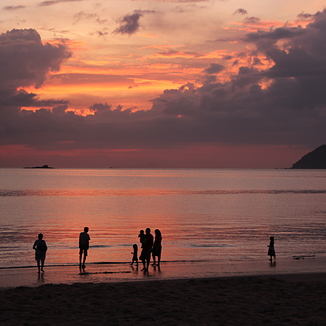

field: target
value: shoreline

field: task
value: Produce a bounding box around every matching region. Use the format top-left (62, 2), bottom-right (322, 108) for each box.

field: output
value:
top-left (1, 272), bottom-right (325, 325)
top-left (1, 256), bottom-right (325, 289)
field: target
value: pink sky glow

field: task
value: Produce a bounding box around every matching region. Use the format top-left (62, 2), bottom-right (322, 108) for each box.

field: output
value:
top-left (0, 1), bottom-right (325, 168)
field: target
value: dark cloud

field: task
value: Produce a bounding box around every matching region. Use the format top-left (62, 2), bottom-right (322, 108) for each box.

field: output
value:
top-left (243, 17), bottom-right (260, 25)
top-left (203, 63), bottom-right (225, 74)
top-left (0, 29), bottom-right (71, 90)
top-left (1, 9), bottom-right (326, 159)
top-left (113, 10), bottom-right (155, 35)
top-left (0, 89), bottom-right (67, 108)
top-left (73, 11), bottom-right (107, 25)
top-left (297, 12), bottom-right (315, 21)
top-left (113, 12), bottom-right (143, 35)
top-left (38, 0), bottom-right (82, 7)
top-left (3, 6), bottom-right (26, 10)
top-left (245, 27), bottom-right (305, 45)
top-left (234, 8), bottom-right (248, 15)
top-left (0, 28), bottom-right (71, 128)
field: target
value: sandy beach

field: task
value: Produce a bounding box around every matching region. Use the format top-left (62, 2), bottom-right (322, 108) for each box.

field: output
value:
top-left (0, 273), bottom-right (325, 325)
top-left (0, 258), bottom-right (325, 325)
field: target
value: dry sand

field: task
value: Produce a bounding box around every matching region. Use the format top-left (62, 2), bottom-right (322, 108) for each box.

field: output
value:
top-left (0, 273), bottom-right (325, 325)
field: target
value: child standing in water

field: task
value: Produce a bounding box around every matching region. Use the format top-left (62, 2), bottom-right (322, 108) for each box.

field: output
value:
top-left (268, 236), bottom-right (276, 262)
top-left (131, 244), bottom-right (138, 266)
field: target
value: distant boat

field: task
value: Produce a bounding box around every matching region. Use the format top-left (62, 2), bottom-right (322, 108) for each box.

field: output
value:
top-left (23, 165), bottom-right (54, 169)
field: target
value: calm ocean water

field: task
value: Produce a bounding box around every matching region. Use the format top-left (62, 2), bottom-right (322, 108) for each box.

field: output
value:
top-left (0, 168), bottom-right (325, 269)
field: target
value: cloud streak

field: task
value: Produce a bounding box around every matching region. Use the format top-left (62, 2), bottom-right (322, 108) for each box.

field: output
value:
top-left (113, 10), bottom-right (155, 35)
top-left (38, 0), bottom-right (83, 7)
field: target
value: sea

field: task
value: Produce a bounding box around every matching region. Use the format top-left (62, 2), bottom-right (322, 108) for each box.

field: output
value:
top-left (0, 168), bottom-right (325, 270)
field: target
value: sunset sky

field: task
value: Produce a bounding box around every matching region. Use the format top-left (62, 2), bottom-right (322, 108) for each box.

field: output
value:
top-left (0, 0), bottom-right (325, 168)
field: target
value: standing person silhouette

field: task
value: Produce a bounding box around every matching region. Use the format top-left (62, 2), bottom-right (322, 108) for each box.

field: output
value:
top-left (79, 227), bottom-right (90, 268)
top-left (141, 228), bottom-right (153, 272)
top-left (268, 236), bottom-right (276, 262)
top-left (33, 233), bottom-right (47, 273)
top-left (138, 230), bottom-right (146, 247)
top-left (152, 229), bottom-right (162, 267)
top-left (130, 244), bottom-right (138, 266)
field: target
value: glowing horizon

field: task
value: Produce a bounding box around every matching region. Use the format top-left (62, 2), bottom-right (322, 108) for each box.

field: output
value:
top-left (0, 1), bottom-right (325, 168)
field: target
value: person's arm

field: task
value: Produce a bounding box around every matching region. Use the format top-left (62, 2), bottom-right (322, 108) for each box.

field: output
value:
top-left (33, 241), bottom-right (37, 250)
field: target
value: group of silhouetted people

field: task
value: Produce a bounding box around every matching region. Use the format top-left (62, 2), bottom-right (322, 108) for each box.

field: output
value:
top-left (33, 228), bottom-right (275, 273)
top-left (33, 227), bottom-right (91, 273)
top-left (32, 227), bottom-right (163, 273)
top-left (131, 228), bottom-right (162, 271)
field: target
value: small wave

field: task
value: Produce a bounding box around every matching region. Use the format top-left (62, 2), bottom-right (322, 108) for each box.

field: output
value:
top-left (1, 189), bottom-right (326, 197)
top-left (190, 244), bottom-right (236, 248)
top-left (79, 271), bottom-right (131, 275)
top-left (292, 255), bottom-right (316, 260)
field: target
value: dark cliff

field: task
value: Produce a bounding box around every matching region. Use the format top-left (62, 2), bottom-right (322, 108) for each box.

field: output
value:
top-left (291, 145), bottom-right (326, 169)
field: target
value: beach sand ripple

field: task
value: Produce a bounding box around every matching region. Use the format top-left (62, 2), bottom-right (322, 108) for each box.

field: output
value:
top-left (0, 275), bottom-right (325, 325)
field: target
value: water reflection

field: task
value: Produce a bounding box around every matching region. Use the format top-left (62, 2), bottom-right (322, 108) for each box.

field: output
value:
top-left (37, 271), bottom-right (44, 284)
top-left (1, 168), bottom-right (325, 270)
top-left (269, 261), bottom-right (276, 268)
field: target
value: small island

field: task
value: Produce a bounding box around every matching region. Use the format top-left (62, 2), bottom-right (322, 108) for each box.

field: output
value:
top-left (23, 165), bottom-right (54, 169)
top-left (291, 145), bottom-right (326, 169)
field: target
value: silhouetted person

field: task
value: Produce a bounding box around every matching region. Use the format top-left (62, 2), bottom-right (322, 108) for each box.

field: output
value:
top-left (140, 228), bottom-right (153, 272)
top-left (33, 233), bottom-right (47, 273)
top-left (268, 236), bottom-right (276, 262)
top-left (79, 227), bottom-right (90, 268)
top-left (138, 229), bottom-right (145, 247)
top-left (152, 229), bottom-right (162, 267)
top-left (131, 244), bottom-right (138, 266)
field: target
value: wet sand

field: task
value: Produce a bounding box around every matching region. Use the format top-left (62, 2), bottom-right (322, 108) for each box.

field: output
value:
top-left (0, 258), bottom-right (325, 325)
top-left (1, 255), bottom-right (325, 289)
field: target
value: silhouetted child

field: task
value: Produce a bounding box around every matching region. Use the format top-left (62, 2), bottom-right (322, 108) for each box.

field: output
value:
top-left (138, 230), bottom-right (146, 247)
top-left (131, 244), bottom-right (138, 266)
top-left (268, 236), bottom-right (276, 262)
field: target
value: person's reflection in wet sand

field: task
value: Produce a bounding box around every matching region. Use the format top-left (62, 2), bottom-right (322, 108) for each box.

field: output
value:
top-left (37, 271), bottom-right (44, 283)
top-left (270, 260), bottom-right (276, 267)
top-left (130, 264), bottom-right (139, 274)
top-left (79, 264), bottom-right (86, 274)
top-left (152, 264), bottom-right (161, 273)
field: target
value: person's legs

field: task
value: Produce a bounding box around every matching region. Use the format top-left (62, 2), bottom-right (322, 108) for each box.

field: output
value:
top-left (82, 249), bottom-right (87, 267)
top-left (36, 259), bottom-right (41, 273)
top-left (145, 255), bottom-right (150, 271)
top-left (41, 258), bottom-right (45, 272)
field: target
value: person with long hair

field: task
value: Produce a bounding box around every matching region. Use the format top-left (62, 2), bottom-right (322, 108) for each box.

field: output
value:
top-left (152, 229), bottom-right (162, 267)
top-left (268, 236), bottom-right (276, 262)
